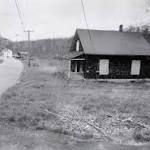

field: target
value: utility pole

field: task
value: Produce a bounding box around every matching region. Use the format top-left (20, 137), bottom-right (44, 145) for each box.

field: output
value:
top-left (15, 34), bottom-right (19, 53)
top-left (24, 30), bottom-right (33, 67)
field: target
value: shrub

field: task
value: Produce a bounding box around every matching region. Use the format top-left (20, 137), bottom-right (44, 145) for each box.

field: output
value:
top-left (133, 127), bottom-right (150, 142)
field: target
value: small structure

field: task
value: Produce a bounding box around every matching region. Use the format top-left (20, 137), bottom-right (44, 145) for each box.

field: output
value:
top-left (1, 48), bottom-right (13, 58)
top-left (17, 51), bottom-right (28, 59)
top-left (68, 26), bottom-right (150, 80)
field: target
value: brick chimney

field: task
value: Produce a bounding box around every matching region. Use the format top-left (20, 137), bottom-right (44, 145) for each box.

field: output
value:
top-left (119, 25), bottom-right (123, 32)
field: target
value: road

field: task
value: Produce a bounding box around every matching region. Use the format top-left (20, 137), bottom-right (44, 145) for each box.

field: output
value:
top-left (0, 57), bottom-right (23, 96)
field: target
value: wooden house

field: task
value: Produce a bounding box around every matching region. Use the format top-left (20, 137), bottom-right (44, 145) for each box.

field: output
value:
top-left (68, 27), bottom-right (150, 80)
top-left (1, 48), bottom-right (13, 58)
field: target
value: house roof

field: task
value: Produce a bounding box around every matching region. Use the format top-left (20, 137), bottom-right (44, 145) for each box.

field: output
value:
top-left (65, 51), bottom-right (84, 59)
top-left (76, 29), bottom-right (150, 56)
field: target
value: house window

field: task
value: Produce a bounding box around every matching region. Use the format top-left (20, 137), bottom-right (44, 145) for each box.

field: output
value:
top-left (131, 60), bottom-right (141, 75)
top-left (99, 59), bottom-right (109, 75)
top-left (76, 40), bottom-right (80, 51)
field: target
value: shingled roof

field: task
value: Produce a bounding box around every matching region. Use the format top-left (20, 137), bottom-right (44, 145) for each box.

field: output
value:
top-left (76, 29), bottom-right (150, 56)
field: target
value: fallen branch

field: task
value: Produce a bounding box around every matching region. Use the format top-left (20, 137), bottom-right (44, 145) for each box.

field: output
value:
top-left (45, 109), bottom-right (113, 142)
top-left (123, 117), bottom-right (150, 129)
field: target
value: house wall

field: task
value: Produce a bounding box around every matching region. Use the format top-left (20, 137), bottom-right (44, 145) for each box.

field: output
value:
top-left (83, 55), bottom-right (150, 79)
top-left (2, 50), bottom-right (13, 58)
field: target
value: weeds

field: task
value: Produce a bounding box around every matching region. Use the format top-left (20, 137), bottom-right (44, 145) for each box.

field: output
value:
top-left (1, 58), bottom-right (150, 145)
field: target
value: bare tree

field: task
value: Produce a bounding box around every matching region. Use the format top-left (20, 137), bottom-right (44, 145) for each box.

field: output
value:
top-left (145, 0), bottom-right (150, 12)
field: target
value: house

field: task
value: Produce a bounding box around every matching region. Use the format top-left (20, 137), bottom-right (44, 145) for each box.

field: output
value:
top-left (68, 26), bottom-right (150, 80)
top-left (1, 48), bottom-right (13, 58)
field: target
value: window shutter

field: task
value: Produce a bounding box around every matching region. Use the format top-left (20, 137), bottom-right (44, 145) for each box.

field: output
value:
top-left (131, 60), bottom-right (141, 75)
top-left (99, 59), bottom-right (109, 75)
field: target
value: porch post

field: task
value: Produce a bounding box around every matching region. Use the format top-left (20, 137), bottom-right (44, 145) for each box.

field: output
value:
top-left (68, 60), bottom-right (71, 79)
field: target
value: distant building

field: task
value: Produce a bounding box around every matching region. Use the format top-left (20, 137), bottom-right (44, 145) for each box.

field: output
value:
top-left (17, 51), bottom-right (28, 59)
top-left (68, 26), bottom-right (150, 80)
top-left (2, 48), bottom-right (13, 58)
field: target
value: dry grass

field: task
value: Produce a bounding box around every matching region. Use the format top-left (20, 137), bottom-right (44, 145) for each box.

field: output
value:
top-left (1, 58), bottom-right (150, 147)
top-left (0, 59), bottom-right (3, 64)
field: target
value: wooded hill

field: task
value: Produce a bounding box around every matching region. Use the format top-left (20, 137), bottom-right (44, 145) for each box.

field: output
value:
top-left (14, 37), bottom-right (73, 59)
top-left (0, 35), bottom-right (13, 51)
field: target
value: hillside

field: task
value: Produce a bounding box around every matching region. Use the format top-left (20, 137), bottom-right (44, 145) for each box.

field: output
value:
top-left (0, 36), bottom-right (12, 51)
top-left (14, 37), bottom-right (73, 59)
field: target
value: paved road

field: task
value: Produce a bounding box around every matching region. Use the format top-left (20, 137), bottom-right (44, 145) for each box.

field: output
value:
top-left (0, 57), bottom-right (23, 96)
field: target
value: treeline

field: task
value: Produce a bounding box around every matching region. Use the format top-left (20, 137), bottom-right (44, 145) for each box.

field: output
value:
top-left (125, 25), bottom-right (150, 43)
top-left (0, 36), bottom-right (13, 51)
top-left (125, 25), bottom-right (150, 33)
top-left (14, 37), bottom-right (73, 59)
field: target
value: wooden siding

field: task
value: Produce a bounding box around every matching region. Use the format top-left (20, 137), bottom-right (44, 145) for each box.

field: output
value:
top-left (81, 55), bottom-right (150, 79)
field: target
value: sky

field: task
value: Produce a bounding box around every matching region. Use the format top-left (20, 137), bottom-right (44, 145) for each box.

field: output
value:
top-left (0, 0), bottom-right (149, 41)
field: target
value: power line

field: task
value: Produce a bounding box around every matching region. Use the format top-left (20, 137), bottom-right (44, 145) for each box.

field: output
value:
top-left (15, 0), bottom-right (24, 25)
top-left (80, 0), bottom-right (89, 31)
top-left (14, 0), bottom-right (25, 31)
top-left (80, 0), bottom-right (94, 51)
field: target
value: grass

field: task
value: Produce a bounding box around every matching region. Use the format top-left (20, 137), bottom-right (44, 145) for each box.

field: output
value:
top-left (0, 57), bottom-right (150, 149)
top-left (0, 59), bottom-right (3, 64)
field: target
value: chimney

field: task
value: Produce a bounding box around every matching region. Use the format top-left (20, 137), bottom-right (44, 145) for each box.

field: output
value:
top-left (119, 25), bottom-right (123, 32)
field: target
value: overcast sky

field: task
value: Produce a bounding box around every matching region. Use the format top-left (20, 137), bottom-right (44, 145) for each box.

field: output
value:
top-left (0, 0), bottom-right (149, 41)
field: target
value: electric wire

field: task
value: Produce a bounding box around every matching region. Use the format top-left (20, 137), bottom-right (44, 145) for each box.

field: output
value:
top-left (14, 0), bottom-right (25, 31)
top-left (80, 0), bottom-right (95, 51)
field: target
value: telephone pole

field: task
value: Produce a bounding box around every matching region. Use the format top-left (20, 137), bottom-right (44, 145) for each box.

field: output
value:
top-left (24, 30), bottom-right (33, 67)
top-left (15, 34), bottom-right (19, 53)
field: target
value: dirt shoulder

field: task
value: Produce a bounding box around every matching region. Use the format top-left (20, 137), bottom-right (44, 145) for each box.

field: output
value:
top-left (0, 58), bottom-right (150, 149)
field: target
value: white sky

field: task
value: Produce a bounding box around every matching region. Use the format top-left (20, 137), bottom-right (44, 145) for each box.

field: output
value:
top-left (0, 0), bottom-right (149, 41)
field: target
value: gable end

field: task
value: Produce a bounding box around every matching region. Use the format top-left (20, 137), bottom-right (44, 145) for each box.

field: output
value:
top-left (70, 31), bottom-right (84, 52)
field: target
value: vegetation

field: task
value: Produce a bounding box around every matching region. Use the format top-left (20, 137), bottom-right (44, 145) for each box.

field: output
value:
top-left (1, 57), bottom-right (150, 148)
top-left (13, 37), bottom-right (73, 59)
top-left (125, 25), bottom-right (150, 33)
top-left (0, 35), bottom-right (13, 51)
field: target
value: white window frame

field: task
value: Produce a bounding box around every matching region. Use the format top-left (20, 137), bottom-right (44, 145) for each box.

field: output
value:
top-left (76, 40), bottom-right (80, 51)
top-left (131, 60), bottom-right (141, 75)
top-left (99, 59), bottom-right (109, 75)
